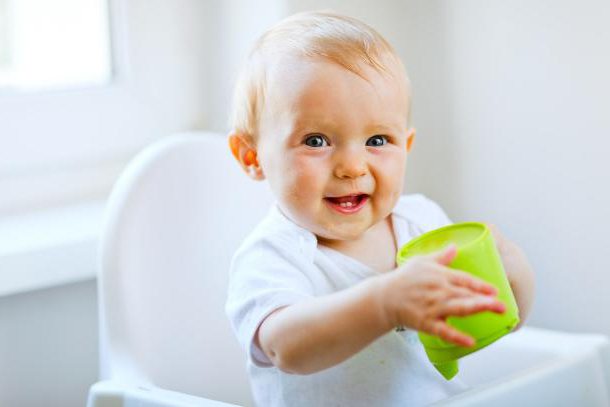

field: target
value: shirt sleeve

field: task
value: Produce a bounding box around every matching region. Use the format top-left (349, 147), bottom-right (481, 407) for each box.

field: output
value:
top-left (419, 195), bottom-right (453, 229)
top-left (397, 193), bottom-right (453, 233)
top-left (225, 236), bottom-right (315, 367)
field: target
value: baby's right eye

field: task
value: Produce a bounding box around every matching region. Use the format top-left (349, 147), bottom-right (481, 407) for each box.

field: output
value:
top-left (304, 134), bottom-right (329, 148)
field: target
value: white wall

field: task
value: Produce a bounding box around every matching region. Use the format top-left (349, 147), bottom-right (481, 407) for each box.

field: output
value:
top-left (202, 0), bottom-right (287, 133)
top-left (0, 280), bottom-right (98, 407)
top-left (401, 1), bottom-right (610, 336)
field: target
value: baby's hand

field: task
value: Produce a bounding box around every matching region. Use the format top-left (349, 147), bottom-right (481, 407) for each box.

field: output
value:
top-left (378, 244), bottom-right (506, 347)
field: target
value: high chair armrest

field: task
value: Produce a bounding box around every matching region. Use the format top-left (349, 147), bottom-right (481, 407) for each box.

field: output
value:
top-left (87, 380), bottom-right (242, 407)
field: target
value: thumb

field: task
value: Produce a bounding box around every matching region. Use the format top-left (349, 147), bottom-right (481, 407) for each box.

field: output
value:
top-left (427, 243), bottom-right (457, 266)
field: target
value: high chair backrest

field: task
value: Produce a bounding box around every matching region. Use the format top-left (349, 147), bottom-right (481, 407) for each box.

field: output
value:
top-left (98, 132), bottom-right (273, 406)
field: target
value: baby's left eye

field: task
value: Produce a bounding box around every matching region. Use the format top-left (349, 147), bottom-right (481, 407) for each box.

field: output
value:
top-left (366, 135), bottom-right (388, 147)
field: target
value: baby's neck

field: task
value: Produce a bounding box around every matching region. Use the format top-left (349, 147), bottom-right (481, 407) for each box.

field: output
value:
top-left (318, 216), bottom-right (397, 273)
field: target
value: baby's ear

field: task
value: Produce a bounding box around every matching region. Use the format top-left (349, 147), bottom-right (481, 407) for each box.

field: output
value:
top-left (406, 128), bottom-right (416, 153)
top-left (228, 132), bottom-right (265, 181)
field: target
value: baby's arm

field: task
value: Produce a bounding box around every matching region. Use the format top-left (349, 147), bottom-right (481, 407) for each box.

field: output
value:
top-left (257, 245), bottom-right (505, 375)
top-left (487, 224), bottom-right (535, 329)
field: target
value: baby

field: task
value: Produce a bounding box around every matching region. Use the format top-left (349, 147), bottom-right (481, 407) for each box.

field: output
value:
top-left (225, 10), bottom-right (535, 407)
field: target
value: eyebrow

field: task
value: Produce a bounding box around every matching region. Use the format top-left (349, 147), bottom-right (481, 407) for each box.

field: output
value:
top-left (291, 117), bottom-right (337, 132)
top-left (291, 118), bottom-right (401, 134)
top-left (365, 124), bottom-right (400, 134)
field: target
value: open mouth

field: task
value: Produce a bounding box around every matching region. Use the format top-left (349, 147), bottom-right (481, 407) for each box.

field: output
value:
top-left (324, 194), bottom-right (369, 214)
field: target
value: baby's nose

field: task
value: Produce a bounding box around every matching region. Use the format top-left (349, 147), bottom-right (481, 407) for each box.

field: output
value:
top-left (333, 154), bottom-right (367, 179)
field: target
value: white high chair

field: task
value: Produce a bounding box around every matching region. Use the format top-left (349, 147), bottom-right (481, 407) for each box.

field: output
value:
top-left (87, 132), bottom-right (273, 407)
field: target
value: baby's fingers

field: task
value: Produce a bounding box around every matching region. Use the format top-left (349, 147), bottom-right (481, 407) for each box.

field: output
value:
top-left (446, 269), bottom-right (498, 296)
top-left (428, 320), bottom-right (475, 347)
top-left (441, 296), bottom-right (506, 318)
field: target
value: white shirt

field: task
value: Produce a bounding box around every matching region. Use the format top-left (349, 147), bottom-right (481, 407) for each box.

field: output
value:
top-left (225, 194), bottom-right (468, 406)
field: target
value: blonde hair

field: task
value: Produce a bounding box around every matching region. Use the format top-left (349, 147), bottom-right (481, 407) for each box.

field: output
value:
top-left (229, 10), bottom-right (411, 141)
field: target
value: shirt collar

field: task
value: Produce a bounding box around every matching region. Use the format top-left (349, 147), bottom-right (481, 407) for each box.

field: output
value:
top-left (269, 204), bottom-right (318, 261)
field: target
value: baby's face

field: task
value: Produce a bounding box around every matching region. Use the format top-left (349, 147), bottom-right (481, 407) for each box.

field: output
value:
top-left (256, 56), bottom-right (411, 242)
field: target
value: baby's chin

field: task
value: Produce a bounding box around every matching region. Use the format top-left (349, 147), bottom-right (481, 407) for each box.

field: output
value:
top-left (281, 213), bottom-right (362, 242)
top-left (314, 223), bottom-right (371, 243)
top-left (279, 203), bottom-right (377, 242)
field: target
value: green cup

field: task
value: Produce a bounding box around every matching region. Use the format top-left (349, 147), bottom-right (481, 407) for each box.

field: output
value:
top-left (396, 222), bottom-right (519, 380)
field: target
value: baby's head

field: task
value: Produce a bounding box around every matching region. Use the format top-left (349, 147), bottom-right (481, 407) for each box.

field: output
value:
top-left (228, 11), bottom-right (415, 243)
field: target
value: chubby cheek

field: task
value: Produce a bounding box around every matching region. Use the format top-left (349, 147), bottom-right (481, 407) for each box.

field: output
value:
top-left (372, 151), bottom-right (406, 208)
top-left (279, 155), bottom-right (328, 213)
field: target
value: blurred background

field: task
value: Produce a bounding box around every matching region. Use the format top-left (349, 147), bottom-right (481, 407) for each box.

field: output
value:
top-left (1, 0), bottom-right (609, 405)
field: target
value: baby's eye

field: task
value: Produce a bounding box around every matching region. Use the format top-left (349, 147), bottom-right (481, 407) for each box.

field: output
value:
top-left (304, 134), bottom-right (329, 148)
top-left (366, 135), bottom-right (388, 147)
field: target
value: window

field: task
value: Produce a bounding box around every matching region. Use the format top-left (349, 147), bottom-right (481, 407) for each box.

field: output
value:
top-left (0, 0), bottom-right (210, 215)
top-left (0, 0), bottom-right (112, 92)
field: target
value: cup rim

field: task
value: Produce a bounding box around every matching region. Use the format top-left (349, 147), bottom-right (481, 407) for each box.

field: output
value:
top-left (397, 222), bottom-right (489, 261)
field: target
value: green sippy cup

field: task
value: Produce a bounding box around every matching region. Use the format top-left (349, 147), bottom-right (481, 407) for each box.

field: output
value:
top-left (396, 222), bottom-right (520, 380)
